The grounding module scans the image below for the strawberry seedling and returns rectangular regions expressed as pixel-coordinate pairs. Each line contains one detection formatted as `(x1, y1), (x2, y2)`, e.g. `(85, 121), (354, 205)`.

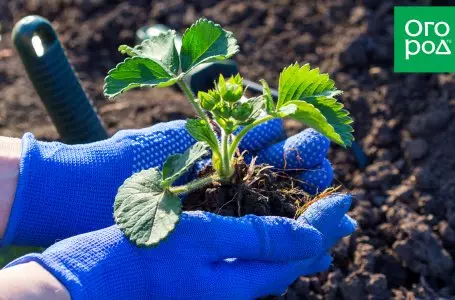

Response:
(104, 18), (354, 247)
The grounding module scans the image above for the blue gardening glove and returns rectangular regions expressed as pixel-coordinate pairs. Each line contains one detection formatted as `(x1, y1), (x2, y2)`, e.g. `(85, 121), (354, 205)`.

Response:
(240, 121), (332, 194)
(5, 194), (354, 300)
(2, 119), (333, 247)
(299, 193), (357, 250)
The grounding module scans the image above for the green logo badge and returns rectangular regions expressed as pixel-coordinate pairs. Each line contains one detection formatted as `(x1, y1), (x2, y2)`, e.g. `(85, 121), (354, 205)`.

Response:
(394, 6), (455, 73)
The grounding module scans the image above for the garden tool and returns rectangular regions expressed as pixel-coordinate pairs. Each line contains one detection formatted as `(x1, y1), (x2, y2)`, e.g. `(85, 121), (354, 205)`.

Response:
(12, 15), (108, 144)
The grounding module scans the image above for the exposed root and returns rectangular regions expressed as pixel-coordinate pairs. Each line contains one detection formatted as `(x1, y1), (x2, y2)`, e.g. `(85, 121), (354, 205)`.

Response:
(184, 157), (341, 219)
(294, 185), (342, 219)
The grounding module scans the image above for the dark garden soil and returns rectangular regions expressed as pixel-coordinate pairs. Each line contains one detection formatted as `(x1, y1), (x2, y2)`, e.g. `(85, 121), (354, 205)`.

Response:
(184, 158), (313, 219)
(1, 0), (455, 299)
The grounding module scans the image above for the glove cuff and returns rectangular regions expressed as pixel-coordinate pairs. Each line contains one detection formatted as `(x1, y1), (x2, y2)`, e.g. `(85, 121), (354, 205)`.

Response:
(0, 133), (33, 247)
(4, 225), (145, 300)
(1, 133), (134, 247)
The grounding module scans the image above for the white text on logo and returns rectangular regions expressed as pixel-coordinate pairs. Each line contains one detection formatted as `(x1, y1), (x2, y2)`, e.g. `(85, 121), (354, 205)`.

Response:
(405, 19), (452, 60)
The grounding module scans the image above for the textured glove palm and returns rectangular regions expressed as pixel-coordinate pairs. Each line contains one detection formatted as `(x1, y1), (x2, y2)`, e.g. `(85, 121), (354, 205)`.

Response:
(6, 194), (355, 300)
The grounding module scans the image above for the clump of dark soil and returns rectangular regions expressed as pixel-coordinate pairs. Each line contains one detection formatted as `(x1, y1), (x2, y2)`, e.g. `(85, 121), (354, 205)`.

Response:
(184, 158), (316, 219)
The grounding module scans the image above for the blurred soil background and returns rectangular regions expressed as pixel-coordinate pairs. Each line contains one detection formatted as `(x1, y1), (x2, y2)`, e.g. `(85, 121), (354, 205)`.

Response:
(1, 0), (455, 299)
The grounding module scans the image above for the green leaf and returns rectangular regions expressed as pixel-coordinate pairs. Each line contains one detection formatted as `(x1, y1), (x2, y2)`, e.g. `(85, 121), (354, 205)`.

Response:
(283, 100), (344, 146)
(180, 18), (239, 72)
(118, 30), (179, 74)
(278, 63), (339, 108)
(260, 79), (275, 113)
(277, 63), (354, 147)
(274, 103), (297, 117)
(104, 57), (178, 98)
(303, 96), (354, 147)
(161, 142), (209, 188)
(114, 168), (182, 247)
(185, 119), (219, 151)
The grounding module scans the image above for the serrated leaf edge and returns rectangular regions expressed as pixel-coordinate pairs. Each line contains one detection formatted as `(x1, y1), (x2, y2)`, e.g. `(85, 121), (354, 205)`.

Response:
(114, 169), (182, 247)
(285, 100), (344, 146)
(277, 63), (354, 147)
(103, 57), (178, 99)
(125, 30), (179, 75)
(180, 18), (240, 72)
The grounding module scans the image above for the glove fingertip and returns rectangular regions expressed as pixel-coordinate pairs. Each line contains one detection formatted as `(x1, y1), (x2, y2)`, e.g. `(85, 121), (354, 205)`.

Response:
(338, 215), (357, 236)
(257, 128), (329, 170)
(297, 158), (333, 194)
(308, 193), (352, 216)
(322, 214), (357, 249)
(286, 129), (330, 167)
(305, 253), (333, 275)
(239, 119), (284, 152)
(297, 193), (352, 235)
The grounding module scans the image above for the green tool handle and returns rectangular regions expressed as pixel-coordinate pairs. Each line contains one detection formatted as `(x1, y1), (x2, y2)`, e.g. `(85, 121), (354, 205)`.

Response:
(12, 15), (108, 144)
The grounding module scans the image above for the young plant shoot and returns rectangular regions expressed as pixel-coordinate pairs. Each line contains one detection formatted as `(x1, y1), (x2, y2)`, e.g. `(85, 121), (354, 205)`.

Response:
(104, 18), (354, 247)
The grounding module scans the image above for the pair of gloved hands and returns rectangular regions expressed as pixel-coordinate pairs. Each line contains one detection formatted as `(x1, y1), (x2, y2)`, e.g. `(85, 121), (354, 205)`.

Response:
(3, 119), (356, 299)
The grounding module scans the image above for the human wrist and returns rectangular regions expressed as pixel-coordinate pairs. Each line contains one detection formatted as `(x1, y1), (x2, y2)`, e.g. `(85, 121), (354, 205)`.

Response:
(0, 136), (21, 239)
(0, 261), (70, 300)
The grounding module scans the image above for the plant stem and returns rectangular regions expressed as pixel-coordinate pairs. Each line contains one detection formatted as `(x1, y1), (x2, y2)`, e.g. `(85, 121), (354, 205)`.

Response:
(229, 115), (274, 157)
(177, 78), (221, 157)
(220, 129), (233, 181)
(169, 176), (215, 195)
(177, 79), (209, 124)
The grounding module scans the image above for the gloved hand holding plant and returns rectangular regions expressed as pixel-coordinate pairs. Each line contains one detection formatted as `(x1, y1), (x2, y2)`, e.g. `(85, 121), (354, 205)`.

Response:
(104, 18), (354, 247)
(2, 18), (356, 300)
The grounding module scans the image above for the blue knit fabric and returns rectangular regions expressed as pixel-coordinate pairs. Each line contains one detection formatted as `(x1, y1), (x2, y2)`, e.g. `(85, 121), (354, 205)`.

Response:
(1, 119), (333, 247)
(299, 193), (356, 249)
(256, 128), (330, 169)
(237, 118), (284, 151)
(5, 194), (355, 300)
(297, 158), (334, 194)
(1, 121), (194, 247)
